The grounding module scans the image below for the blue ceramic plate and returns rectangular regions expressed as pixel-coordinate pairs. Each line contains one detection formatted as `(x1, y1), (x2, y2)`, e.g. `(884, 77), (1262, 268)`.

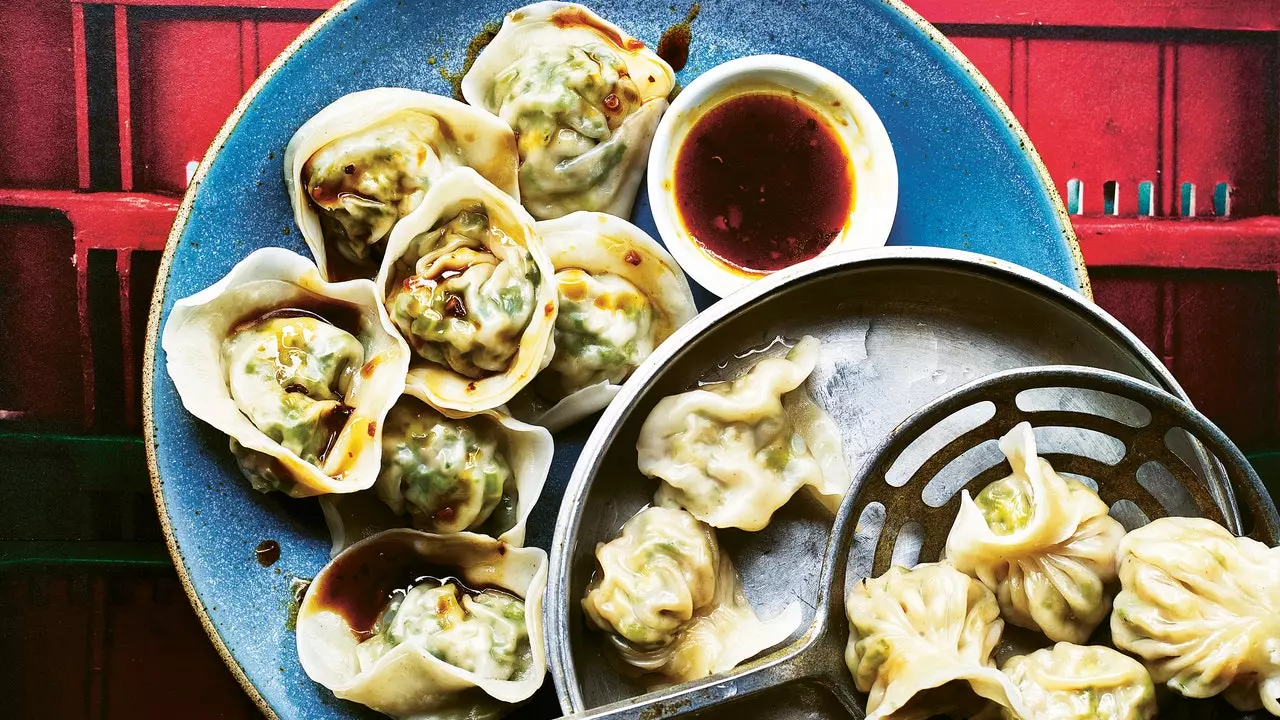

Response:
(144, 1), (1084, 717)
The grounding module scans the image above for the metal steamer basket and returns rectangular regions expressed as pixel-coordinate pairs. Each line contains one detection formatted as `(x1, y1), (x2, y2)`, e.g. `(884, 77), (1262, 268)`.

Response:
(547, 249), (1280, 720)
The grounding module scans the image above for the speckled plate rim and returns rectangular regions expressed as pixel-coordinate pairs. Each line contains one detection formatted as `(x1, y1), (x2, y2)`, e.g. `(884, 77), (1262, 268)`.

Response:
(140, 1), (1086, 717)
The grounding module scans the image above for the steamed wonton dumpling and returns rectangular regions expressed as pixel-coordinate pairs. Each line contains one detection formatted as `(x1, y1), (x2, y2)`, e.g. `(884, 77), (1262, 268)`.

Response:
(944, 422), (1125, 644)
(377, 167), (558, 414)
(998, 643), (1157, 720)
(461, 2), (675, 220)
(845, 562), (1026, 720)
(284, 88), (519, 279)
(637, 336), (849, 531)
(581, 506), (801, 683)
(507, 212), (697, 430)
(1111, 516), (1280, 714)
(162, 248), (408, 497)
(297, 530), (547, 719)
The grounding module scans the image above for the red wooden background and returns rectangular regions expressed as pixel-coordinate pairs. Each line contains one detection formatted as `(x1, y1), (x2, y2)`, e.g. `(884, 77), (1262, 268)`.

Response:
(1, 0), (1277, 716)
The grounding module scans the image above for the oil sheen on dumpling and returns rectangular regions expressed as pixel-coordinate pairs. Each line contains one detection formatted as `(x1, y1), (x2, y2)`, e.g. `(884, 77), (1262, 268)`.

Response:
(581, 506), (800, 683)
(944, 422), (1125, 644)
(638, 336), (848, 531)
(845, 562), (1026, 720)
(378, 168), (558, 414)
(462, 2), (675, 220)
(998, 643), (1157, 720)
(386, 206), (542, 378)
(1111, 516), (1280, 714)
(551, 269), (653, 391)
(302, 113), (450, 266)
(296, 530), (547, 719)
(285, 89), (518, 280)
(358, 579), (530, 681)
(222, 314), (363, 492)
(377, 398), (516, 536)
(509, 212), (696, 431)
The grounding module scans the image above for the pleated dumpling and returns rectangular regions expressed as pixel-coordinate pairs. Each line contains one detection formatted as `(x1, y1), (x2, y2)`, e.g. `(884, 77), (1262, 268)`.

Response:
(944, 422), (1125, 643)
(319, 377), (553, 557)
(637, 336), (849, 531)
(461, 2), (675, 220)
(284, 88), (519, 280)
(999, 643), (1157, 720)
(297, 530), (547, 719)
(1111, 516), (1280, 714)
(161, 248), (408, 497)
(581, 506), (801, 684)
(845, 562), (1026, 720)
(508, 211), (697, 430)
(377, 167), (559, 414)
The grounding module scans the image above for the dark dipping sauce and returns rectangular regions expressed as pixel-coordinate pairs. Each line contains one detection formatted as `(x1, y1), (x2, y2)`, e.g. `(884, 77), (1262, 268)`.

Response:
(311, 548), (507, 642)
(674, 92), (855, 274)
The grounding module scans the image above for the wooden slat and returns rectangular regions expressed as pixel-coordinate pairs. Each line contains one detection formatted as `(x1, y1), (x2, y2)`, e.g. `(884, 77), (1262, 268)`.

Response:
(1076, 216), (1280, 270)
(921, 0), (1280, 32)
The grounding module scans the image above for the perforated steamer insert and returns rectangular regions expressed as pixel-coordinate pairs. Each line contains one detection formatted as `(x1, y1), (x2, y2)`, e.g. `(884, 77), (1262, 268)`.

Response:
(547, 249), (1280, 720)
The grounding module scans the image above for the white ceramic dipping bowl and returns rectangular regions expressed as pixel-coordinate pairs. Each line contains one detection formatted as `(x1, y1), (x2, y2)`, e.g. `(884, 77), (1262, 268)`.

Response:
(647, 54), (898, 297)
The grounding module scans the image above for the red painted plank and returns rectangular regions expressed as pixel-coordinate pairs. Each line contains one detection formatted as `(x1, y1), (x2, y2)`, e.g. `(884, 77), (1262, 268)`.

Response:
(0, 575), (92, 718)
(134, 17), (247, 192)
(1025, 39), (1162, 217)
(0, 1), (79, 188)
(1175, 41), (1279, 217)
(1164, 270), (1278, 449)
(918, 0), (1280, 32)
(103, 575), (261, 718)
(1076, 216), (1280, 270)
(255, 18), (316, 72)
(76, 0), (332, 8)
(72, 4), (91, 189)
(948, 36), (1013, 107)
(0, 211), (85, 425)
(0, 189), (179, 252)
(116, 6), (135, 191)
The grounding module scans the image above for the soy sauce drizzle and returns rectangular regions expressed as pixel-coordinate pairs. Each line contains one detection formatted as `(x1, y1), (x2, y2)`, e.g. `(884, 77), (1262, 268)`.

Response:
(255, 539), (281, 567)
(312, 548), (512, 641)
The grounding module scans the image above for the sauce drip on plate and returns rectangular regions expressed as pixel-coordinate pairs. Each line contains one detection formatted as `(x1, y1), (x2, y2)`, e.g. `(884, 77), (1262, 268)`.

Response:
(674, 92), (854, 274)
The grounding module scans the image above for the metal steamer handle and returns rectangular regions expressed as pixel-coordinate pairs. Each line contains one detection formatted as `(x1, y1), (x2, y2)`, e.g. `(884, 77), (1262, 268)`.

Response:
(554, 365), (1280, 720)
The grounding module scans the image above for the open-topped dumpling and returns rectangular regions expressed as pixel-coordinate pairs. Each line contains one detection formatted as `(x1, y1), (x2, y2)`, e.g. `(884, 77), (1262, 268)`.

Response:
(162, 248), (408, 496)
(319, 375), (552, 556)
(1111, 517), (1280, 714)
(377, 167), (558, 414)
(581, 506), (801, 683)
(845, 562), (1027, 720)
(944, 422), (1126, 644)
(298, 529), (547, 719)
(637, 336), (849, 531)
(461, 1), (675, 220)
(506, 212), (696, 430)
(998, 643), (1157, 720)
(284, 88), (519, 280)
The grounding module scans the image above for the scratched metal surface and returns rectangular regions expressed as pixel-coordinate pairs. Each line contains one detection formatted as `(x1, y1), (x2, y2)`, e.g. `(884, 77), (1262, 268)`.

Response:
(553, 357), (1280, 720)
(548, 248), (1225, 716)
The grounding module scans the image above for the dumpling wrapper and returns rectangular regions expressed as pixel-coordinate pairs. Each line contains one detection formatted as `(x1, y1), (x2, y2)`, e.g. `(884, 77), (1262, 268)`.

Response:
(582, 506), (801, 684)
(507, 212), (697, 431)
(284, 87), (519, 280)
(320, 375), (552, 556)
(1111, 516), (1280, 714)
(161, 248), (408, 497)
(638, 336), (850, 531)
(461, 1), (674, 220)
(996, 642), (1156, 720)
(944, 422), (1125, 644)
(297, 529), (548, 719)
(845, 562), (1028, 720)
(376, 166), (558, 415)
